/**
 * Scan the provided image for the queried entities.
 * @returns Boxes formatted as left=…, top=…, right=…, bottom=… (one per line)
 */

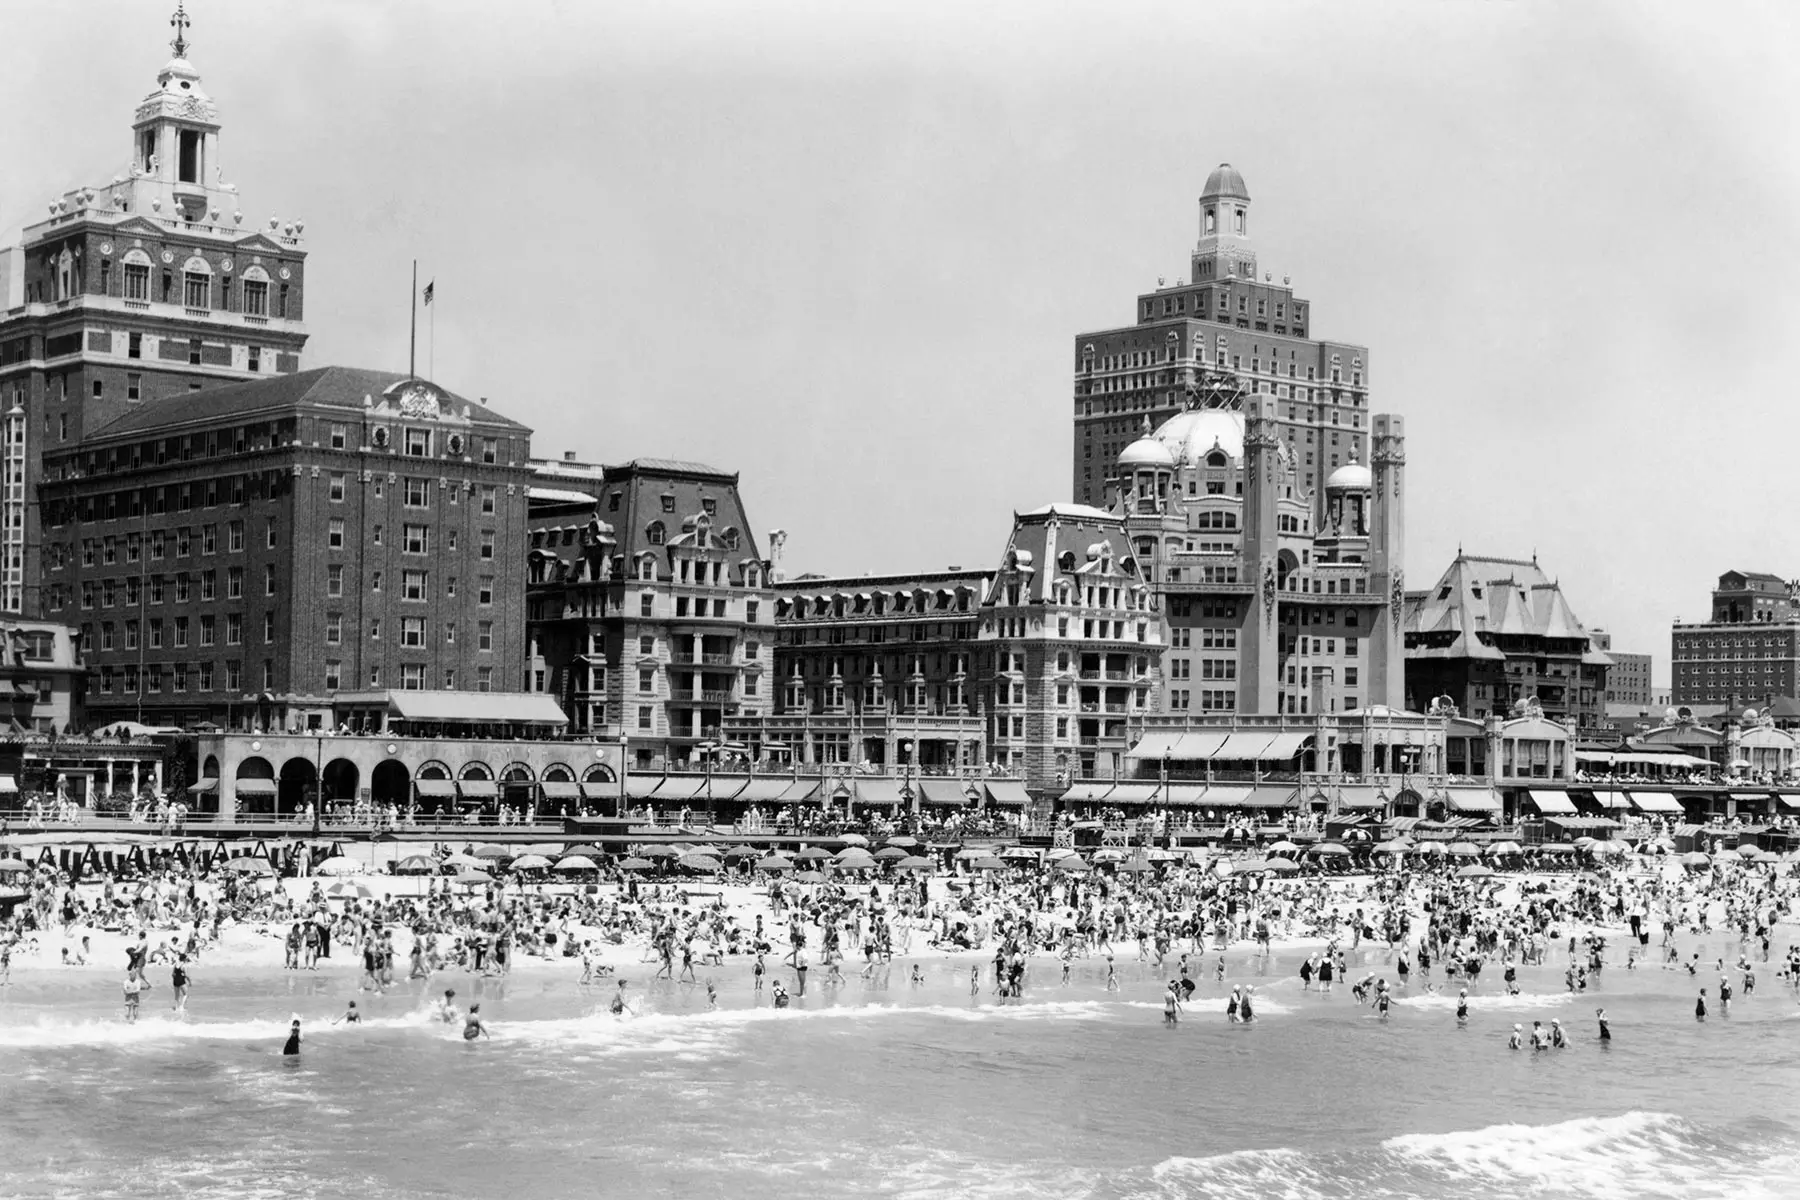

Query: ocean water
left=2, top=943, right=1797, bottom=1199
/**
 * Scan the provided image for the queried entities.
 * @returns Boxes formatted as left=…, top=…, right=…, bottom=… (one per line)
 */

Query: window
left=247, top=346, right=261, bottom=373
left=226, top=567, right=243, bottom=599
left=479, top=530, right=495, bottom=559
left=404, top=477, right=429, bottom=507
left=225, top=613, right=242, bottom=645
left=325, top=614, right=342, bottom=645
left=262, top=612, right=275, bottom=643
left=401, top=664, right=425, bottom=690
left=403, top=524, right=429, bottom=554
left=640, top=594, right=653, bottom=617
left=173, top=616, right=188, bottom=648
left=329, top=424, right=347, bottom=450
left=403, top=428, right=432, bottom=457
left=370, top=618, right=381, bottom=641
left=328, top=519, right=344, bottom=549
left=401, top=617, right=426, bottom=647
left=403, top=569, right=427, bottom=600
left=244, top=278, right=268, bottom=316
left=372, top=525, right=382, bottom=546
left=329, top=473, right=346, bottom=502
left=199, top=571, right=216, bottom=601
left=124, top=264, right=148, bottom=301
left=327, top=565, right=344, bottom=597
left=637, top=705, right=652, bottom=731
left=746, top=601, right=759, bottom=623
left=184, top=272, right=209, bottom=309
left=639, top=636, right=654, bottom=655
left=481, top=437, right=497, bottom=464
left=228, top=520, right=244, bottom=552
left=479, top=577, right=494, bottom=605
left=198, top=662, right=213, bottom=690
left=444, top=621, right=456, bottom=645
left=325, top=661, right=342, bottom=690
left=476, top=666, right=492, bottom=692
left=480, top=485, right=496, bottom=515
left=478, top=621, right=493, bottom=651
left=639, top=668, right=655, bottom=693
left=371, top=570, right=382, bottom=593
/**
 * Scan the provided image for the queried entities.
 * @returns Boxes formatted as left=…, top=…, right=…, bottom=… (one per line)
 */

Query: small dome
left=1151, top=408, right=1245, bottom=466
left=1118, top=435, right=1175, bottom=470
left=1202, top=162, right=1250, bottom=202
left=1326, top=461, right=1372, bottom=491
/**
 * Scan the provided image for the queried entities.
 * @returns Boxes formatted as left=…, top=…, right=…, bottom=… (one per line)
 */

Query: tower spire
left=170, top=1, right=191, bottom=59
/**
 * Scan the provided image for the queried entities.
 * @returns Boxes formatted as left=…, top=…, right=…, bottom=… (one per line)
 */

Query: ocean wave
left=1148, top=1112, right=1800, bottom=1200
left=1392, top=990, right=1574, bottom=1011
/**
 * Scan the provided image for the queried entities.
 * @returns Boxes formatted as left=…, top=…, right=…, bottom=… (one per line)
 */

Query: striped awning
left=1106, top=782, right=1162, bottom=805
left=1163, top=784, right=1209, bottom=808
left=1526, top=789, right=1577, bottom=815
left=1059, top=782, right=1115, bottom=804
left=1336, top=787, right=1386, bottom=810
left=233, top=778, right=277, bottom=796
left=414, top=779, right=457, bottom=798
left=1444, top=789, right=1500, bottom=813
left=1628, top=791, right=1683, bottom=814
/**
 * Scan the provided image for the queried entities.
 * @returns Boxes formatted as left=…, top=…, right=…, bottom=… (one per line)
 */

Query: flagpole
left=429, top=292, right=435, bottom=382
left=408, top=259, right=417, bottom=380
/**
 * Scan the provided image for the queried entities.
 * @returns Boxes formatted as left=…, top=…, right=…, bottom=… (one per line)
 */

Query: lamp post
left=617, top=734, right=629, bottom=820
left=312, top=729, right=323, bottom=840
left=902, top=737, right=916, bottom=820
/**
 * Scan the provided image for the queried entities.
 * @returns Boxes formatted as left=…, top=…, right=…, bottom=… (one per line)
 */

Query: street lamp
left=901, top=738, right=916, bottom=820
left=617, top=734, right=629, bottom=820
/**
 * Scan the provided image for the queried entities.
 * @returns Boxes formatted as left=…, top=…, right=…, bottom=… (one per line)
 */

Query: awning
left=917, top=780, right=968, bottom=807
left=775, top=779, right=819, bottom=804
left=623, top=776, right=662, bottom=800
left=186, top=778, right=218, bottom=794
left=539, top=780, right=580, bottom=800
left=0, top=775, right=16, bottom=793
left=652, top=777, right=706, bottom=801
left=1444, top=789, right=1500, bottom=813
left=1163, top=784, right=1208, bottom=808
left=1256, top=732, right=1313, bottom=761
left=1336, top=787, right=1386, bottom=810
left=1585, top=789, right=1626, bottom=810
left=1059, top=782, right=1114, bottom=804
left=984, top=780, right=1032, bottom=808
left=1107, top=782, right=1162, bottom=805
left=731, top=778, right=793, bottom=803
left=1777, top=794, right=1800, bottom=810
left=1210, top=732, right=1269, bottom=759
left=1732, top=792, right=1775, bottom=803
left=1628, top=791, right=1683, bottom=814
left=386, top=690, right=568, bottom=725
left=457, top=779, right=499, bottom=799
left=1125, top=732, right=1189, bottom=761
left=856, top=777, right=906, bottom=808
left=414, top=778, right=457, bottom=798
left=1238, top=787, right=1298, bottom=810
left=1196, top=785, right=1251, bottom=808
left=233, top=778, right=277, bottom=796
left=1527, top=789, right=1577, bottom=815
left=579, top=780, right=614, bottom=800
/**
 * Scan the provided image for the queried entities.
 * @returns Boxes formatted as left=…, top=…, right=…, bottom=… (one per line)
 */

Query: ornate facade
left=0, top=12, right=309, bottom=616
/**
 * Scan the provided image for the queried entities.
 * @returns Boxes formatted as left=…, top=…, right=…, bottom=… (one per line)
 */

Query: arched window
left=1204, top=207, right=1216, bottom=234
left=723, top=527, right=740, bottom=550
left=645, top=521, right=665, bottom=546
left=1206, top=450, right=1227, bottom=468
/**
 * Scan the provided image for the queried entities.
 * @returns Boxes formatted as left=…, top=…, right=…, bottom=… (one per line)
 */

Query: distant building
left=1403, top=554, right=1611, bottom=731
left=0, top=620, right=85, bottom=733
left=0, top=19, right=310, bottom=617
left=1070, top=163, right=1371, bottom=521
left=39, top=369, right=533, bottom=728
left=1590, top=631, right=1653, bottom=707
left=1672, top=570, right=1800, bottom=707
left=525, top=455, right=775, bottom=772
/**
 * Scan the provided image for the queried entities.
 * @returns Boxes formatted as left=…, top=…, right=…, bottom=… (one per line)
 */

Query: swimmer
left=1239, top=985, right=1256, bottom=1023
left=1105, top=956, right=1118, bottom=992
left=911, top=964, right=925, bottom=986
left=437, top=989, right=461, bottom=1024
left=1719, top=975, right=1733, bottom=1014
left=1695, top=989, right=1707, bottom=1021
left=462, top=1004, right=490, bottom=1040
left=772, top=981, right=790, bottom=1009
left=608, top=980, right=632, bottom=1017
left=1530, top=1020, right=1548, bottom=1050
left=753, top=953, right=766, bottom=992
left=171, top=956, right=190, bottom=1013
left=281, top=1017, right=302, bottom=1055
left=122, top=971, right=143, bottom=1022
left=706, top=982, right=717, bottom=1011
left=1596, top=1007, right=1610, bottom=1042
left=1227, top=986, right=1241, bottom=1022
left=971, top=965, right=980, bottom=996
left=1508, top=1023, right=1523, bottom=1050
left=1163, top=980, right=1182, bottom=1025
left=1456, top=988, right=1469, bottom=1023
left=333, top=1000, right=362, bottom=1025
left=1550, top=1018, right=1566, bottom=1048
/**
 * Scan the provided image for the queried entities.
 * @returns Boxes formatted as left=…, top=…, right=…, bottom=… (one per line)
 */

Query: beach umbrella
left=326, top=880, right=374, bottom=900
left=725, top=845, right=762, bottom=859
left=1264, top=859, right=1300, bottom=874
left=0, top=857, right=27, bottom=872
left=1092, top=849, right=1127, bottom=863
left=394, top=854, right=436, bottom=874
left=441, top=852, right=485, bottom=868
left=795, top=870, right=825, bottom=884
left=834, top=846, right=876, bottom=862
left=970, top=855, right=1009, bottom=870
left=1681, top=851, right=1711, bottom=868
left=874, top=846, right=912, bottom=860
left=1374, top=839, right=1412, bottom=854
left=561, top=845, right=604, bottom=859
left=222, top=857, right=273, bottom=875
left=837, top=833, right=870, bottom=847
left=1446, top=842, right=1480, bottom=857
left=1000, top=847, right=1040, bottom=861
left=1455, top=864, right=1495, bottom=880
left=1114, top=860, right=1151, bottom=874
left=757, top=855, right=794, bottom=873
left=679, top=854, right=723, bottom=873
left=637, top=844, right=680, bottom=858
left=1737, top=844, right=1763, bottom=859
left=1537, top=842, right=1575, bottom=853
left=618, top=857, right=655, bottom=871
left=314, top=856, right=362, bottom=876
left=1418, top=842, right=1447, bottom=856
left=454, top=867, right=491, bottom=883
left=882, top=836, right=920, bottom=850
left=1572, top=836, right=1596, bottom=850
left=1044, top=847, right=1081, bottom=861
left=1053, top=856, right=1090, bottom=872
left=895, top=855, right=935, bottom=871
left=554, top=855, right=599, bottom=872
left=1233, top=859, right=1270, bottom=874
left=1266, top=840, right=1301, bottom=855
left=1487, top=841, right=1521, bottom=856
left=472, top=845, right=512, bottom=860
left=510, top=854, right=553, bottom=871
left=794, top=847, right=832, bottom=862
left=955, top=847, right=990, bottom=860
left=1310, top=843, right=1350, bottom=856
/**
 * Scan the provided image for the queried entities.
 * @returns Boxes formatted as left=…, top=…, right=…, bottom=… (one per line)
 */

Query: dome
left=1325, top=461, right=1372, bottom=491
left=1118, top=435, right=1175, bottom=470
left=1151, top=409, right=1244, bottom=466
left=1202, top=162, right=1250, bottom=202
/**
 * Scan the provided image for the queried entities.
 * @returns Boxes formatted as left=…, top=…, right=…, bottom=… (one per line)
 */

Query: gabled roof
left=1404, top=553, right=1606, bottom=662
left=608, top=457, right=733, bottom=480
left=84, top=366, right=530, bottom=440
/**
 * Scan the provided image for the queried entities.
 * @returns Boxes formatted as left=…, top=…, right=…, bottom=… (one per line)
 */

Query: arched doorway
left=371, top=759, right=410, bottom=807
left=235, top=755, right=276, bottom=817
left=322, top=758, right=360, bottom=804
left=501, top=763, right=535, bottom=812
left=278, top=757, right=318, bottom=817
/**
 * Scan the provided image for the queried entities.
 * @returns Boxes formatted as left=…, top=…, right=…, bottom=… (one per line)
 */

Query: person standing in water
left=1695, top=988, right=1708, bottom=1021
left=1163, top=980, right=1183, bottom=1025
left=462, top=1004, right=490, bottom=1040
left=1239, top=985, right=1256, bottom=1023
left=171, top=956, right=190, bottom=1013
left=281, top=1018, right=302, bottom=1056
left=122, top=972, right=143, bottom=1023
left=1596, top=1007, right=1611, bottom=1042
left=1455, top=988, right=1469, bottom=1023
left=1508, top=1023, right=1523, bottom=1050
left=333, top=1001, right=361, bottom=1025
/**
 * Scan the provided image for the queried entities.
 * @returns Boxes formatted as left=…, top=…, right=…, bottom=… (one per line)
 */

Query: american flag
left=422, top=281, right=434, bottom=305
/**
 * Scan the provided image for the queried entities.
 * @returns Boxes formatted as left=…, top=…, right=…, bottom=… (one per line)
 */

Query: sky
left=4, top=0, right=1798, bottom=685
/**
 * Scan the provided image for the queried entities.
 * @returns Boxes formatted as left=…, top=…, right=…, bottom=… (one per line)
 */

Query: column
left=104, top=760, right=114, bottom=799
left=1239, top=395, right=1283, bottom=715
left=131, top=762, right=141, bottom=798
left=1367, top=414, right=1408, bottom=710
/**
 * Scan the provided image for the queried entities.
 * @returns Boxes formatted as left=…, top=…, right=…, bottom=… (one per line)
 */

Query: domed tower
left=1322, top=445, right=1372, bottom=539
left=1115, top=418, right=1176, bottom=515
left=1191, top=162, right=1256, bottom=283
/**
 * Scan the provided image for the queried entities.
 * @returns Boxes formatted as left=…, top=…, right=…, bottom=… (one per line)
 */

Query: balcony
left=673, top=652, right=737, bottom=666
